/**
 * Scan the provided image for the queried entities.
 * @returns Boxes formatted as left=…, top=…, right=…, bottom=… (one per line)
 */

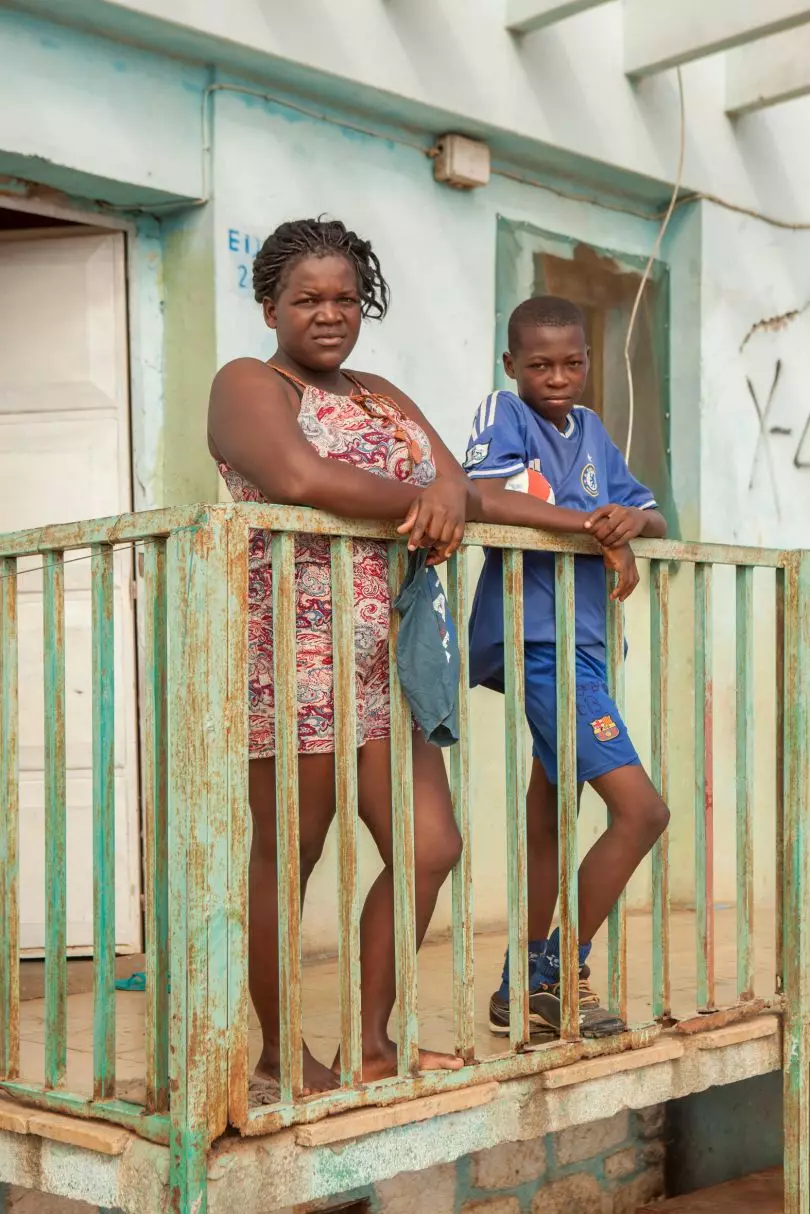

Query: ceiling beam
left=726, top=26, right=810, bottom=115
left=624, top=0, right=810, bottom=77
left=505, top=0, right=613, bottom=36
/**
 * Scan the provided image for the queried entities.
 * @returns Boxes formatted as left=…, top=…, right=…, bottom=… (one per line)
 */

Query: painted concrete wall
left=1, top=7, right=805, bottom=956
left=15, top=0, right=810, bottom=224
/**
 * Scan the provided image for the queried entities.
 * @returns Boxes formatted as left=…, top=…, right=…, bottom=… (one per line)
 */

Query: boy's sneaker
left=489, top=966, right=626, bottom=1039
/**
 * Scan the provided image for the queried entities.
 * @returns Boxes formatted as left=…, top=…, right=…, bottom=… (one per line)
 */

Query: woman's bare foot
left=333, top=1041, right=465, bottom=1083
left=256, top=1042, right=340, bottom=1098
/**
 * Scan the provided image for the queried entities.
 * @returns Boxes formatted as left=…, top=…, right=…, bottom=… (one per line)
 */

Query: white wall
left=15, top=0, right=810, bottom=223
left=2, top=5, right=804, bottom=955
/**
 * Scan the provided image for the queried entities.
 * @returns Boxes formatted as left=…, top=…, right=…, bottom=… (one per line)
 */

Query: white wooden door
left=0, top=229, right=141, bottom=954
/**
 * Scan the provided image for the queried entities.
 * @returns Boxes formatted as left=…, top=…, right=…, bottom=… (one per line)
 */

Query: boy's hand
left=585, top=504, right=647, bottom=548
left=602, top=544, right=639, bottom=602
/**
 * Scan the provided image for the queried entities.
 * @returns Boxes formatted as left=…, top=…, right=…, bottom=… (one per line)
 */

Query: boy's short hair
left=508, top=295, right=587, bottom=351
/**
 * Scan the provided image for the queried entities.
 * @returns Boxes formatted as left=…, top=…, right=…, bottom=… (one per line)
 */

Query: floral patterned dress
left=217, top=366, right=436, bottom=758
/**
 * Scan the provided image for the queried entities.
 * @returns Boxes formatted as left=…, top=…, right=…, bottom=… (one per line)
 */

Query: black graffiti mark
left=747, top=360, right=783, bottom=517
left=794, top=410, right=810, bottom=469
left=747, top=358, right=810, bottom=487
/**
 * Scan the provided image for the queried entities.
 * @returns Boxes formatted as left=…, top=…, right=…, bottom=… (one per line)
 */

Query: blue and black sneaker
left=489, top=953, right=625, bottom=1039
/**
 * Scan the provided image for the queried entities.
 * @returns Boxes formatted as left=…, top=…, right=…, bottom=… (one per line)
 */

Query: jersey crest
left=581, top=462, right=599, bottom=498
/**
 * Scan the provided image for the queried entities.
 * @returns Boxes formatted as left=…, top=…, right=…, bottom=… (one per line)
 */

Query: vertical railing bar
left=448, top=549, right=475, bottom=1062
left=503, top=548, right=529, bottom=1050
left=43, top=551, right=67, bottom=1089
left=0, top=557, right=20, bottom=1079
left=166, top=523, right=212, bottom=1212
left=203, top=518, right=233, bottom=1143
left=650, top=560, right=671, bottom=1021
left=694, top=563, right=715, bottom=1011
left=225, top=515, right=250, bottom=1128
left=736, top=565, right=755, bottom=1001
left=388, top=541, right=419, bottom=1077
left=775, top=566, right=785, bottom=996
left=605, top=576, right=627, bottom=1022
left=272, top=531, right=304, bottom=1101
left=91, top=544, right=116, bottom=1100
left=556, top=553, right=578, bottom=1042
left=142, top=541, right=169, bottom=1114
left=781, top=551, right=810, bottom=1214
left=331, top=537, right=362, bottom=1087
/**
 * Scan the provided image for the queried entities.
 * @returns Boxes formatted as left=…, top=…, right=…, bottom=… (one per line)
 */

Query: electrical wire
left=0, top=524, right=201, bottom=585
left=623, top=67, right=686, bottom=465
left=91, top=77, right=810, bottom=238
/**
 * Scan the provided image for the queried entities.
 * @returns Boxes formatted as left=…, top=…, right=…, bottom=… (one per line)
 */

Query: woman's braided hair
left=252, top=217, right=390, bottom=319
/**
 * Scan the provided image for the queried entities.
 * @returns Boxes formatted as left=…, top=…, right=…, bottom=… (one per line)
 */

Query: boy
left=465, top=296, right=670, bottom=1038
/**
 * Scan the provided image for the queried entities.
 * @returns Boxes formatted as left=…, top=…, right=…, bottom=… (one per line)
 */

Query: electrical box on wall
left=432, top=134, right=491, bottom=189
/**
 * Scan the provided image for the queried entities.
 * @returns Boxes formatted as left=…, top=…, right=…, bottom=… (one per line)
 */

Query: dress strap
left=345, top=374, right=424, bottom=468
left=267, top=362, right=306, bottom=399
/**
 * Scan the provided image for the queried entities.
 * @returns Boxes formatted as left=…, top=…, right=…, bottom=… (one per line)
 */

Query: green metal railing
left=0, top=503, right=808, bottom=1214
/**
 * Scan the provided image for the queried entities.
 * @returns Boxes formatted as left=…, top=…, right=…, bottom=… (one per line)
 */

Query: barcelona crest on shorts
left=591, top=715, right=619, bottom=742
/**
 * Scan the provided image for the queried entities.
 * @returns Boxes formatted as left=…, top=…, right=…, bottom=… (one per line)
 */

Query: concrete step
left=639, top=1168, right=783, bottom=1212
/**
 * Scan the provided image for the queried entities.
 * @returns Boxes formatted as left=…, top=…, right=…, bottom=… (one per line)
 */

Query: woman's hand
left=397, top=475, right=469, bottom=561
left=602, top=544, right=639, bottom=602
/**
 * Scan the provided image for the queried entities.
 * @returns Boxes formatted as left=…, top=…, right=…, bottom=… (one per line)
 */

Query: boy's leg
left=489, top=760, right=575, bottom=1033
left=577, top=764, right=670, bottom=944
left=517, top=664, right=669, bottom=1037
left=527, top=759, right=575, bottom=944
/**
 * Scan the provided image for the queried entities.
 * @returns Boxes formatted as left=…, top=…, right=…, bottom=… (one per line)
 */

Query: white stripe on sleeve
left=467, top=461, right=525, bottom=480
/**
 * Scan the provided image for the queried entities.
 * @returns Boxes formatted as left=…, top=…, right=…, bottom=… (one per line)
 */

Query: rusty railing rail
left=0, top=504, right=807, bottom=1214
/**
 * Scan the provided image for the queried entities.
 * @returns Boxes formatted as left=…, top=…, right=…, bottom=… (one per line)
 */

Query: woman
left=208, top=217, right=478, bottom=1095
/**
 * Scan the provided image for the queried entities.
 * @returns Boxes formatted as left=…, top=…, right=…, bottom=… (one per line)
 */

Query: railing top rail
left=0, top=505, right=207, bottom=558
left=226, top=503, right=789, bottom=569
left=0, top=500, right=789, bottom=569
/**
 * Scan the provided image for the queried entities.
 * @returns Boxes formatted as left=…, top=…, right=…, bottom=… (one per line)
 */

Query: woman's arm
left=355, top=372, right=482, bottom=557
left=208, top=359, right=423, bottom=520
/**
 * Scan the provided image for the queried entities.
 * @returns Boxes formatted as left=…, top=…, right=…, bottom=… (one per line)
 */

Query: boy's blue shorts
left=524, top=643, right=640, bottom=785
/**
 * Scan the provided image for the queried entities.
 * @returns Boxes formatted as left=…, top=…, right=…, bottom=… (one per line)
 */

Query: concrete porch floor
left=13, top=907, right=778, bottom=1101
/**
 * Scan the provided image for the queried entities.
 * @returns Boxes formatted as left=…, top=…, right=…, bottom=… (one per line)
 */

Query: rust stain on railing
left=0, top=503, right=804, bottom=1214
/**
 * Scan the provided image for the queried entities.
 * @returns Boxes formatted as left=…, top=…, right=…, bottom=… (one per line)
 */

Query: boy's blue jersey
left=463, top=390, right=657, bottom=689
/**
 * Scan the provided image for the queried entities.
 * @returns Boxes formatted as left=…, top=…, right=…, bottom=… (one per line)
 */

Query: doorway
left=0, top=204, right=142, bottom=954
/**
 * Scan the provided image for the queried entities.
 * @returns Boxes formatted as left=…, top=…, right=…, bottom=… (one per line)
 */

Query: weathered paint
left=42, top=550, right=67, bottom=1089
left=605, top=580, right=627, bottom=1021
left=387, top=541, right=420, bottom=1077
left=166, top=518, right=226, bottom=1213
left=447, top=549, right=475, bottom=1062
left=271, top=532, right=304, bottom=1101
left=225, top=515, right=250, bottom=1131
left=555, top=553, right=579, bottom=1042
left=694, top=563, right=716, bottom=1011
left=502, top=548, right=529, bottom=1050
left=781, top=550, right=810, bottom=1214
left=650, top=560, right=671, bottom=1022
left=736, top=565, right=756, bottom=1001
left=0, top=502, right=802, bottom=1210
left=0, top=557, right=20, bottom=1081
left=203, top=519, right=232, bottom=1143
left=331, top=536, right=363, bottom=1087
left=775, top=566, right=786, bottom=997
left=91, top=545, right=116, bottom=1101
left=142, top=539, right=170, bottom=1114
